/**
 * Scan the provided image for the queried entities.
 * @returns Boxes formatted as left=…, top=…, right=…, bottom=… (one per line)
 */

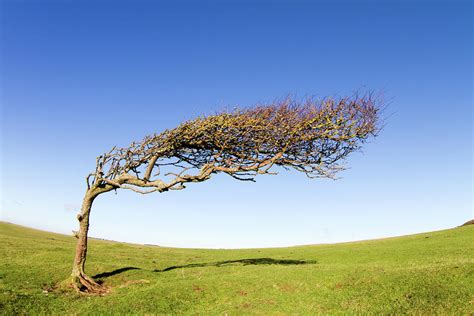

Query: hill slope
left=1, top=222, right=473, bottom=314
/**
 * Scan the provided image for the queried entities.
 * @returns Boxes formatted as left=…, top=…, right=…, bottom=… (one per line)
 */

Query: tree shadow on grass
left=154, top=257, right=317, bottom=272
left=92, top=267, right=141, bottom=279
left=91, top=258, right=317, bottom=280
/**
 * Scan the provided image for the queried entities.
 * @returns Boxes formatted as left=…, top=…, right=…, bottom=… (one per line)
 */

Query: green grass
left=1, top=221, right=473, bottom=314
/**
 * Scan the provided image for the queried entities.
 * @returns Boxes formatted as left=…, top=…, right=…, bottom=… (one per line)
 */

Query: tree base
left=69, top=273, right=108, bottom=294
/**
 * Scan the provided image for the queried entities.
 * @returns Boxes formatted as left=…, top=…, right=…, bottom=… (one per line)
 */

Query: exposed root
left=71, top=273, right=109, bottom=295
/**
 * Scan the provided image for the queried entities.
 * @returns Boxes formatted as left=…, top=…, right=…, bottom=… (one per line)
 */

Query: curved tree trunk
left=70, top=189, right=104, bottom=293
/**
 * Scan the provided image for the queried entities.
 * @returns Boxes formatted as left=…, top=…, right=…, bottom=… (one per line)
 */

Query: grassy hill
left=0, top=221, right=473, bottom=314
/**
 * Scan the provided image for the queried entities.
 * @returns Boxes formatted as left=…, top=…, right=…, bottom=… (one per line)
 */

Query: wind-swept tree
left=70, top=94, right=380, bottom=292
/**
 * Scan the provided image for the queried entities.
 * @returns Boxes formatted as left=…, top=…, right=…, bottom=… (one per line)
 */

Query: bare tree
left=70, top=94, right=380, bottom=292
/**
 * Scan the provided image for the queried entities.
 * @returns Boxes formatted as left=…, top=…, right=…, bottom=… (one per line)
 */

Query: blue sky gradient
left=1, top=0, right=472, bottom=248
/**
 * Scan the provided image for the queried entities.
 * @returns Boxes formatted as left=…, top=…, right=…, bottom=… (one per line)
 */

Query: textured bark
left=70, top=189, right=105, bottom=293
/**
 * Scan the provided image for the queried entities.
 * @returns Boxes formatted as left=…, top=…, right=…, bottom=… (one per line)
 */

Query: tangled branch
left=86, top=93, right=380, bottom=195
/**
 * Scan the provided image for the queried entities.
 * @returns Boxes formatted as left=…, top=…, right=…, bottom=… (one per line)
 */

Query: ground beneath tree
left=1, top=222, right=473, bottom=314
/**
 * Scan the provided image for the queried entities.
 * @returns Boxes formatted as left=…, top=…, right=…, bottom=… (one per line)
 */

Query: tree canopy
left=88, top=94, right=379, bottom=196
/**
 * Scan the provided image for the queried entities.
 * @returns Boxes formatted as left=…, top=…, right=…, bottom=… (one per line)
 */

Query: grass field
left=1, top=221, right=473, bottom=314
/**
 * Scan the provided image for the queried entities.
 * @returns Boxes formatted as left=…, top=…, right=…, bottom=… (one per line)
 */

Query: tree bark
left=70, top=189, right=104, bottom=292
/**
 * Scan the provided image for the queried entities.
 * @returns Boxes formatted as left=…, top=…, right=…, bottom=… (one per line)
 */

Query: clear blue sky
left=1, top=0, right=472, bottom=248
